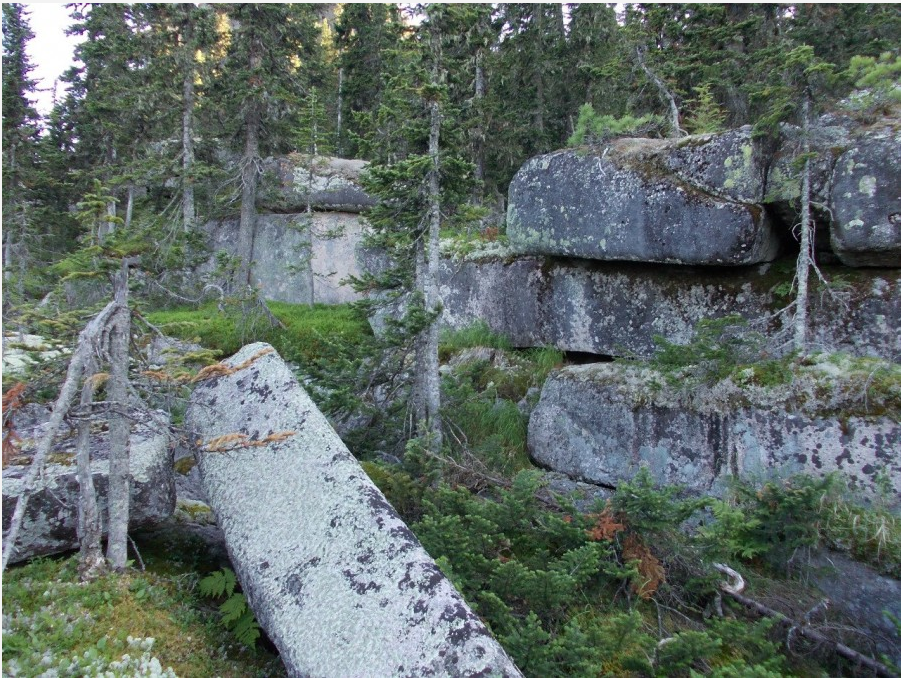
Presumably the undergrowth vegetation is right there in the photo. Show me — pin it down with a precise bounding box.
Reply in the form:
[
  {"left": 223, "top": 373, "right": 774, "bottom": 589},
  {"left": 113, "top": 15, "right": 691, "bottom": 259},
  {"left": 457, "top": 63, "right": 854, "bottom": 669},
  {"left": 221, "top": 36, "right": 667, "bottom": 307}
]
[
  {"left": 5, "top": 306, "right": 899, "bottom": 676},
  {"left": 647, "top": 315, "right": 901, "bottom": 419}
]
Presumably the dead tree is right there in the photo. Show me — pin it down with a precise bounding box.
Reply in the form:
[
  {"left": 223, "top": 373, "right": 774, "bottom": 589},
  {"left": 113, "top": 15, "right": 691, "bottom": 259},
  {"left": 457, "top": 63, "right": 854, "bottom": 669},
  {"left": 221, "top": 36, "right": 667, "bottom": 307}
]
[
  {"left": 105, "top": 263, "right": 132, "bottom": 570},
  {"left": 75, "top": 360, "right": 104, "bottom": 580},
  {"left": 1, "top": 262, "right": 134, "bottom": 574}
]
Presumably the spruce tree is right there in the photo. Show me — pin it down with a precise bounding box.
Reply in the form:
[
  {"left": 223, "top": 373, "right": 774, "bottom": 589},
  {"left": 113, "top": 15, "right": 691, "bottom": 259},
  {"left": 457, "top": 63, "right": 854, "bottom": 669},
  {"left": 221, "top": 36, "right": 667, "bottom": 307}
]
[
  {"left": 2, "top": 3, "right": 41, "bottom": 299},
  {"left": 212, "top": 3, "right": 325, "bottom": 287},
  {"left": 334, "top": 3, "right": 405, "bottom": 158}
]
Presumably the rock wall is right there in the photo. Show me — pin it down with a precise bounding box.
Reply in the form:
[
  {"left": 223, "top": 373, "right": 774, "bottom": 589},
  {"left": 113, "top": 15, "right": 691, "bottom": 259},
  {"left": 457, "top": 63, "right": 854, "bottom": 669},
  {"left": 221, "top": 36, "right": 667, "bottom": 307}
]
[
  {"left": 528, "top": 363, "right": 900, "bottom": 498},
  {"left": 186, "top": 343, "right": 521, "bottom": 678},
  {"left": 202, "top": 212, "right": 367, "bottom": 305},
  {"left": 438, "top": 252, "right": 901, "bottom": 360},
  {"left": 508, "top": 121, "right": 900, "bottom": 268}
]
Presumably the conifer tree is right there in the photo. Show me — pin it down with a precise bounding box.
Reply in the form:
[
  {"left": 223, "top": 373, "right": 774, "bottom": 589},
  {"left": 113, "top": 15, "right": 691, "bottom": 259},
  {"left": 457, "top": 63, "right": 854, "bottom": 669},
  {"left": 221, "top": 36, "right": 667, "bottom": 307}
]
[
  {"left": 212, "top": 4, "right": 325, "bottom": 287},
  {"left": 2, "top": 3, "right": 41, "bottom": 298},
  {"left": 334, "top": 3, "right": 405, "bottom": 158}
]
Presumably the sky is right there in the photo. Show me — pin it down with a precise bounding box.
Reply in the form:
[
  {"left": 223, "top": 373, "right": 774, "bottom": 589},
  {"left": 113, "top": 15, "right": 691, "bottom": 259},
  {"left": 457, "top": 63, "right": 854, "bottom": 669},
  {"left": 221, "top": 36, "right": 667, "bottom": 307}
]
[{"left": 20, "top": 3, "right": 83, "bottom": 117}]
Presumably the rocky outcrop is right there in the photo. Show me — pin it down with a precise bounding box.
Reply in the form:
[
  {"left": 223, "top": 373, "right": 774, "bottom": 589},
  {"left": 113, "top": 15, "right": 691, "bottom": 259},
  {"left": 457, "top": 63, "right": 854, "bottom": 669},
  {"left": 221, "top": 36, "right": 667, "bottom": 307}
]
[
  {"left": 507, "top": 146, "right": 780, "bottom": 266},
  {"left": 186, "top": 343, "right": 521, "bottom": 678},
  {"left": 528, "top": 363, "right": 900, "bottom": 498},
  {"left": 260, "top": 154, "right": 376, "bottom": 213},
  {"left": 2, "top": 413, "right": 175, "bottom": 564},
  {"left": 830, "top": 125, "right": 901, "bottom": 267},
  {"left": 508, "top": 120, "right": 900, "bottom": 268},
  {"left": 437, "top": 252, "right": 901, "bottom": 360},
  {"left": 202, "top": 212, "right": 366, "bottom": 305}
]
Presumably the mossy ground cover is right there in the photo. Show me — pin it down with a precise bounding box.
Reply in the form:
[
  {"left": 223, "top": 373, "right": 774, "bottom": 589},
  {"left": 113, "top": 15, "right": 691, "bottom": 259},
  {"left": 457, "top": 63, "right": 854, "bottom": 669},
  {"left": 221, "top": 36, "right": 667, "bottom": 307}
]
[
  {"left": 2, "top": 539, "right": 285, "bottom": 677},
  {"left": 144, "top": 300, "right": 371, "bottom": 367}
]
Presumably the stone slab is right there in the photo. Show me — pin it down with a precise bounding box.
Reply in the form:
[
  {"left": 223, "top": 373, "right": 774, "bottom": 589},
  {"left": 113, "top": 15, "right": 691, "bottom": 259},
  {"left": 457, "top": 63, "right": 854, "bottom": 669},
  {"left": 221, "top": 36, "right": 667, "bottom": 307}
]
[
  {"left": 437, "top": 253, "right": 901, "bottom": 361},
  {"left": 507, "top": 148, "right": 780, "bottom": 265},
  {"left": 2, "top": 413, "right": 175, "bottom": 564},
  {"left": 830, "top": 126, "right": 901, "bottom": 267},
  {"left": 201, "top": 213, "right": 367, "bottom": 305},
  {"left": 528, "top": 363, "right": 900, "bottom": 498}
]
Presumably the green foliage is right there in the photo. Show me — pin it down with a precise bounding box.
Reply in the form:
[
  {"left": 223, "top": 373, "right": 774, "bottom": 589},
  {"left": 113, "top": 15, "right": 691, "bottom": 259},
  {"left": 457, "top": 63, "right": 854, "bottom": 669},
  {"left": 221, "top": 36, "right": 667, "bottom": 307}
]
[
  {"left": 649, "top": 315, "right": 769, "bottom": 386},
  {"left": 568, "top": 104, "right": 665, "bottom": 146},
  {"left": 684, "top": 83, "right": 728, "bottom": 134},
  {"left": 439, "top": 321, "right": 512, "bottom": 356},
  {"left": 612, "top": 467, "right": 708, "bottom": 536},
  {"left": 843, "top": 52, "right": 901, "bottom": 116},
  {"left": 3, "top": 554, "right": 283, "bottom": 676},
  {"left": 198, "top": 568, "right": 261, "bottom": 648}
]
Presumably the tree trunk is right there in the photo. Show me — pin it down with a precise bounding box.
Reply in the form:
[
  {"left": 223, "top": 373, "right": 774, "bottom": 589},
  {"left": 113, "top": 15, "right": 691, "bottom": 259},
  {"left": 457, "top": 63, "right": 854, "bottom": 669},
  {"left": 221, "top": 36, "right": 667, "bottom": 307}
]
[
  {"left": 473, "top": 48, "right": 486, "bottom": 201},
  {"left": 793, "top": 92, "right": 812, "bottom": 355},
  {"left": 636, "top": 47, "right": 682, "bottom": 138},
  {"left": 124, "top": 184, "right": 134, "bottom": 230},
  {"left": 105, "top": 262, "right": 131, "bottom": 570},
  {"left": 412, "top": 241, "right": 427, "bottom": 429},
  {"left": 76, "top": 360, "right": 105, "bottom": 581},
  {"left": 237, "top": 104, "right": 260, "bottom": 288},
  {"left": 182, "top": 13, "right": 196, "bottom": 233},
  {"left": 4, "top": 139, "right": 17, "bottom": 283},
  {"left": 337, "top": 67, "right": 344, "bottom": 156},
  {"left": 422, "top": 99, "right": 443, "bottom": 452},
  {"left": 306, "top": 161, "right": 315, "bottom": 307}
]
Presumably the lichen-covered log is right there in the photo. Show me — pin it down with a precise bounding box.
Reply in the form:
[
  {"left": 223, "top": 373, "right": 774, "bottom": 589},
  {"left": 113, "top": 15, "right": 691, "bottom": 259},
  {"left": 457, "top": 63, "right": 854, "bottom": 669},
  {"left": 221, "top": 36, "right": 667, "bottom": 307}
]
[{"left": 186, "top": 343, "right": 521, "bottom": 678}]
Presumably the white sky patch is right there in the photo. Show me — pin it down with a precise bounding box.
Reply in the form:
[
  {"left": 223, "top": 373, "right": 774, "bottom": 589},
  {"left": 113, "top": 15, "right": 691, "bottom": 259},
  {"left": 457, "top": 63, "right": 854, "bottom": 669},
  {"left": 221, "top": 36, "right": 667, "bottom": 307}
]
[{"left": 21, "top": 2, "right": 83, "bottom": 118}]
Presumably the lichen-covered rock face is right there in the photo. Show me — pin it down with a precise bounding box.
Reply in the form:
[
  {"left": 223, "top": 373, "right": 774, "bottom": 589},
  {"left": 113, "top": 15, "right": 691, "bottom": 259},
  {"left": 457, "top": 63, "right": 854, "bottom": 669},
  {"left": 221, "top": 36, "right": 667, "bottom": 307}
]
[
  {"left": 200, "top": 213, "right": 367, "bottom": 305},
  {"left": 528, "top": 364, "right": 900, "bottom": 498},
  {"left": 186, "top": 343, "right": 521, "bottom": 678},
  {"left": 507, "top": 148, "right": 780, "bottom": 266},
  {"left": 259, "top": 154, "right": 376, "bottom": 213},
  {"left": 1, "top": 413, "right": 175, "bottom": 564},
  {"left": 830, "top": 126, "right": 901, "bottom": 267},
  {"left": 437, "top": 254, "right": 901, "bottom": 361}
]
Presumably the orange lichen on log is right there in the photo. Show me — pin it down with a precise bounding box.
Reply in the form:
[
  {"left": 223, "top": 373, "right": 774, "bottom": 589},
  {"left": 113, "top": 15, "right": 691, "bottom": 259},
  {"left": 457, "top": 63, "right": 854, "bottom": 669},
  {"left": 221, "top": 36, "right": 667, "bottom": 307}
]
[
  {"left": 192, "top": 347, "right": 274, "bottom": 383},
  {"left": 198, "top": 430, "right": 296, "bottom": 453}
]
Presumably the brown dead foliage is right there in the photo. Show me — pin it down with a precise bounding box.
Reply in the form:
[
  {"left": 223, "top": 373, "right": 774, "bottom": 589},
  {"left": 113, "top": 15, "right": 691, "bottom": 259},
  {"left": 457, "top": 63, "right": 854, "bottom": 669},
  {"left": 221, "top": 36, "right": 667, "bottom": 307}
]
[
  {"left": 622, "top": 533, "right": 665, "bottom": 600},
  {"left": 2, "top": 383, "right": 27, "bottom": 468}
]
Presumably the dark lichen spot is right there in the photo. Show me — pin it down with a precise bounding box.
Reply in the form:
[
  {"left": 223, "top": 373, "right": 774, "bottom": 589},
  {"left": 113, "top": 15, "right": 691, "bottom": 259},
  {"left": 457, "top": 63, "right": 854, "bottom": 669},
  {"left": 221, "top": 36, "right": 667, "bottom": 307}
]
[{"left": 342, "top": 568, "right": 382, "bottom": 595}]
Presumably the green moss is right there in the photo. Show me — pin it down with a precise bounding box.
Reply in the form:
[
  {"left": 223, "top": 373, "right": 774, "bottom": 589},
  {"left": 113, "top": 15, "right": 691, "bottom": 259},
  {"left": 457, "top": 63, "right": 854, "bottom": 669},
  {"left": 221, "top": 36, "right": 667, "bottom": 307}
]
[
  {"left": 173, "top": 456, "right": 197, "bottom": 475},
  {"left": 2, "top": 554, "right": 285, "bottom": 677},
  {"left": 145, "top": 301, "right": 371, "bottom": 367}
]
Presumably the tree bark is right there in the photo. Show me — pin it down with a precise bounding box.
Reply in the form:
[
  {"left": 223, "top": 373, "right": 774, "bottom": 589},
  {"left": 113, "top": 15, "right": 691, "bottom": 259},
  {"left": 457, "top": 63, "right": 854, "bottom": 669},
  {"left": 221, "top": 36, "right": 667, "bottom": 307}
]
[
  {"left": 124, "top": 184, "right": 134, "bottom": 230},
  {"left": 105, "top": 262, "right": 131, "bottom": 570},
  {"left": 336, "top": 67, "right": 344, "bottom": 156},
  {"left": 181, "top": 12, "right": 196, "bottom": 233},
  {"left": 237, "top": 104, "right": 260, "bottom": 288},
  {"left": 422, "top": 99, "right": 443, "bottom": 452},
  {"left": 1, "top": 299, "right": 119, "bottom": 571},
  {"left": 793, "top": 91, "right": 812, "bottom": 355},
  {"left": 75, "top": 359, "right": 105, "bottom": 580},
  {"left": 636, "top": 47, "right": 682, "bottom": 138},
  {"left": 473, "top": 48, "right": 486, "bottom": 201}
]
